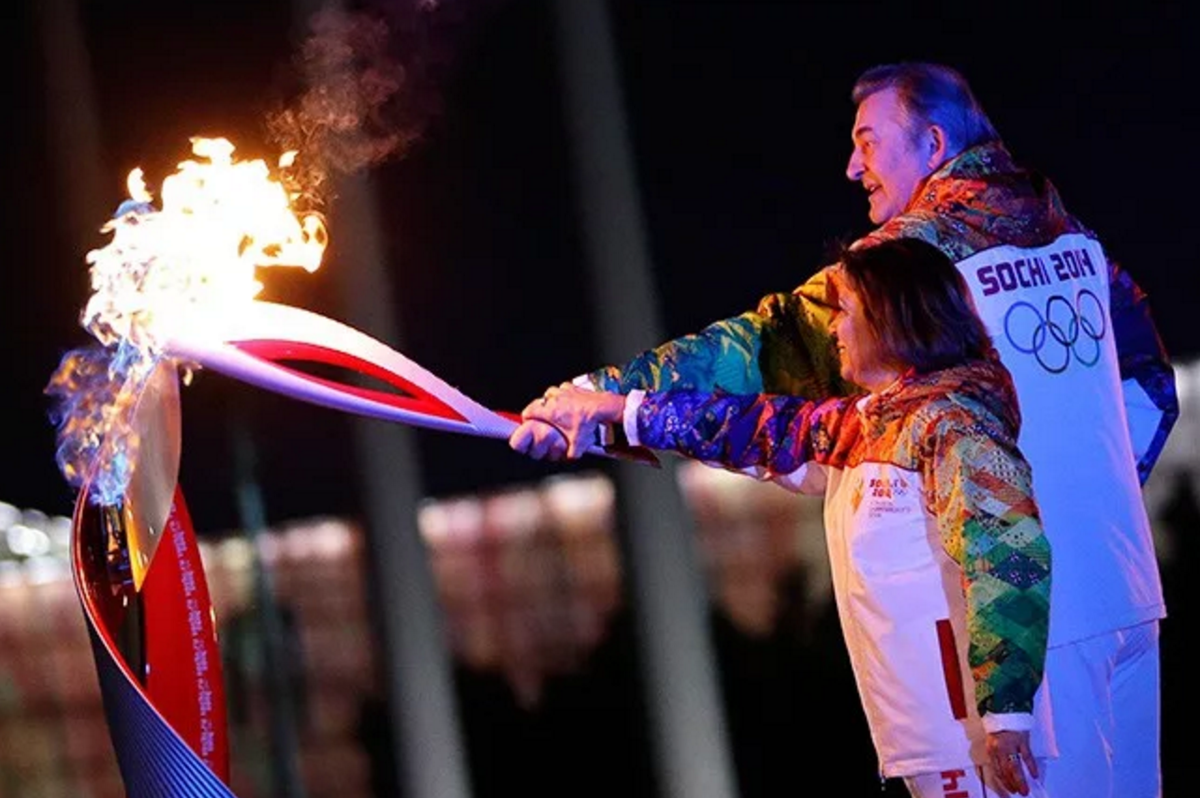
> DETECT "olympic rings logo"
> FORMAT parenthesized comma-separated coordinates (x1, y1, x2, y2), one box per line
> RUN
(1002, 289, 1107, 374)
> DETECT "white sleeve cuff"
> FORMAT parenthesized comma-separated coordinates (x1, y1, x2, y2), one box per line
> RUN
(980, 711, 1035, 734)
(572, 374, 596, 391)
(769, 463, 829, 495)
(623, 390, 646, 447)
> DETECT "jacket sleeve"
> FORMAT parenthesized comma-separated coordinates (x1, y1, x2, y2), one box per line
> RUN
(581, 268, 852, 399)
(1109, 259, 1179, 484)
(630, 390, 858, 484)
(923, 410, 1051, 720)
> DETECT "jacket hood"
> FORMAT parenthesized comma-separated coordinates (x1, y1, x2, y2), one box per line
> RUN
(866, 356, 1021, 439)
(860, 141, 1090, 260)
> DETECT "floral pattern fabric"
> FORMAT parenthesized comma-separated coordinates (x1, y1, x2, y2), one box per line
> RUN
(634, 359, 1051, 718)
(585, 142, 1178, 480)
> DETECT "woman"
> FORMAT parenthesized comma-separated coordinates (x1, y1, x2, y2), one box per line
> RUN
(510, 238, 1054, 798)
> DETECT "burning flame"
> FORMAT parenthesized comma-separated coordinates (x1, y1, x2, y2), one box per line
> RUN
(49, 136, 328, 504)
(83, 136, 327, 352)
(47, 342, 147, 504)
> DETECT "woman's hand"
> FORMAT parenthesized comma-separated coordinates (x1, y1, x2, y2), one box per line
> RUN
(508, 384, 626, 460)
(985, 729, 1038, 797)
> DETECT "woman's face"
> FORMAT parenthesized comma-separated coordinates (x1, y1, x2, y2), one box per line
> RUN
(831, 274, 900, 391)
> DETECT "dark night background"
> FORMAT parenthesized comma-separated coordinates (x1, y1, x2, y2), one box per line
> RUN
(2, 0, 1198, 794)
(4, 0, 1196, 527)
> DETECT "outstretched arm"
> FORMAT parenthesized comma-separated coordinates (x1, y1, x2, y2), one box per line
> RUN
(511, 383, 860, 490)
(625, 389, 856, 478)
(581, 268, 853, 399)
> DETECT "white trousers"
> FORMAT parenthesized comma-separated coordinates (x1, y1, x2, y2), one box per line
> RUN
(905, 620, 1160, 798)
(1040, 620, 1162, 798)
(905, 763, 1048, 798)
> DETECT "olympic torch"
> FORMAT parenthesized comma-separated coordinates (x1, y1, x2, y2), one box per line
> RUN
(52, 134, 655, 797)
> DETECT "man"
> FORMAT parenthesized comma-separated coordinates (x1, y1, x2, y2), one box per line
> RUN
(512, 62, 1178, 796)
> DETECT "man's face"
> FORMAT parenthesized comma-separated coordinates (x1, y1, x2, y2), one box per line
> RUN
(845, 88, 936, 225)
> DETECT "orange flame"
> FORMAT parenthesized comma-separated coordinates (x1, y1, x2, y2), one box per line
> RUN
(82, 136, 327, 353)
(50, 136, 327, 504)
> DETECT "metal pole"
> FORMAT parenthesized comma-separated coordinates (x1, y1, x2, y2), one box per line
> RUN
(232, 420, 307, 798)
(549, 3, 739, 797)
(284, 3, 473, 796)
(329, 168, 473, 798)
(35, 0, 107, 268)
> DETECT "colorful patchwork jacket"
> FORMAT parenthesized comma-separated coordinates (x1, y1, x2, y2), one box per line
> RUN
(624, 358, 1053, 776)
(583, 142, 1174, 647)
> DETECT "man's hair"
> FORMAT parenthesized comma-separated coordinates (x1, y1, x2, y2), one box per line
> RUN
(840, 237, 994, 373)
(851, 62, 1000, 155)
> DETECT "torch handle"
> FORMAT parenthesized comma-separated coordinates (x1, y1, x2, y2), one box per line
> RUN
(165, 302, 659, 467)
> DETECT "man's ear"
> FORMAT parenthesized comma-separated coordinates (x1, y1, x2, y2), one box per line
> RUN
(926, 124, 948, 170)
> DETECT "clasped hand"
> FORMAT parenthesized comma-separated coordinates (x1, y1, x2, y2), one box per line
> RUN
(507, 383, 626, 460)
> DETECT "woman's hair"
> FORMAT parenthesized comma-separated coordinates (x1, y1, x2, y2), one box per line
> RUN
(839, 237, 994, 373)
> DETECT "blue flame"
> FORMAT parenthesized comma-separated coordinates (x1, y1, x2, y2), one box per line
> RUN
(46, 339, 160, 507)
